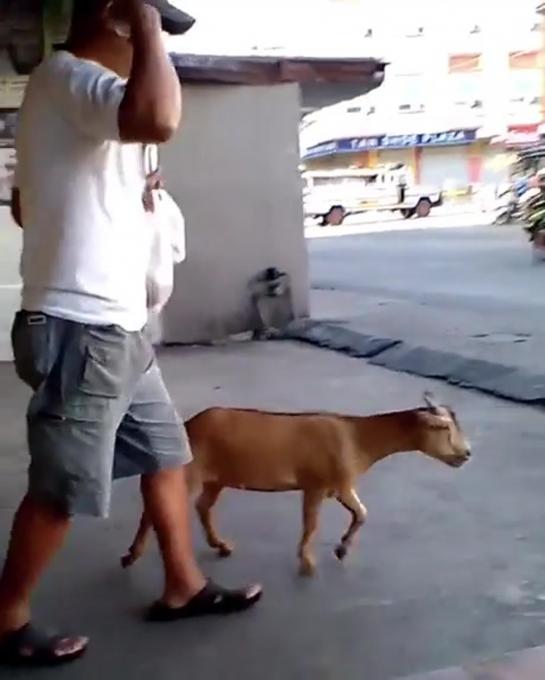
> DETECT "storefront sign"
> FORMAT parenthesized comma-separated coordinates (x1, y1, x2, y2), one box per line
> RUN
(504, 124, 540, 147)
(304, 129, 478, 159)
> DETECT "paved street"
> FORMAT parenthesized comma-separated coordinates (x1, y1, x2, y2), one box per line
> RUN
(2, 341, 545, 680)
(308, 221, 545, 375)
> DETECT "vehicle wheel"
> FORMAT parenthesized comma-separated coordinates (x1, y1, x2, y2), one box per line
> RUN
(323, 205, 346, 226)
(401, 208, 414, 219)
(415, 199, 432, 218)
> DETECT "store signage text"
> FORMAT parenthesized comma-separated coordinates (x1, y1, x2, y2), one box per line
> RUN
(505, 124, 540, 147)
(304, 129, 478, 159)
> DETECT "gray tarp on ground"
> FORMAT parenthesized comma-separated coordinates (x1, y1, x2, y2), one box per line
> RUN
(284, 320, 545, 406)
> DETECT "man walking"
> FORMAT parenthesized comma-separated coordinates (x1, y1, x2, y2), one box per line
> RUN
(0, 0, 261, 666)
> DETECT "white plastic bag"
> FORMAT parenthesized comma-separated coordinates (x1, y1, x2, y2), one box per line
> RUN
(146, 188, 186, 313)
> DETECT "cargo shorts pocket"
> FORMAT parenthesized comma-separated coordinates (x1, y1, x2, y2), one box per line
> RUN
(78, 326, 129, 401)
(11, 312, 51, 391)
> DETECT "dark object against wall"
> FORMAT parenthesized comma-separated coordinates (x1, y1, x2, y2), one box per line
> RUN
(3, 0, 44, 75)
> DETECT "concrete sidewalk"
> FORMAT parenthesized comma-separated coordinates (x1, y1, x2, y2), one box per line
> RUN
(2, 341, 545, 679)
(292, 288, 545, 405)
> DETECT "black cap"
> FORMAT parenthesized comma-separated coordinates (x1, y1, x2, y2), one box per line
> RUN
(146, 0, 196, 35)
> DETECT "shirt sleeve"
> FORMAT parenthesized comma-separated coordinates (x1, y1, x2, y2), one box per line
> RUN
(45, 53, 125, 141)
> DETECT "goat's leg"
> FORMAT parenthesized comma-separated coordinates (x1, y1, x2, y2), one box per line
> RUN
(334, 488, 368, 561)
(298, 489, 325, 577)
(121, 511, 153, 568)
(195, 483, 233, 557)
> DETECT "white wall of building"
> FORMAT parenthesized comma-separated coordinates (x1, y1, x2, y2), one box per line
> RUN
(160, 83, 309, 344)
(300, 0, 543, 154)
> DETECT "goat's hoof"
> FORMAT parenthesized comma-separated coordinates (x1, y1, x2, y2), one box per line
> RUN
(217, 542, 234, 558)
(334, 544, 348, 561)
(299, 560, 316, 577)
(121, 553, 135, 569)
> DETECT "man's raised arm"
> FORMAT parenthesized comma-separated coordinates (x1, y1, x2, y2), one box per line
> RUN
(118, 0, 182, 144)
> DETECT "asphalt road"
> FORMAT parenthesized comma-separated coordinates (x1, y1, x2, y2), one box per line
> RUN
(309, 222, 540, 314)
(307, 222, 545, 374)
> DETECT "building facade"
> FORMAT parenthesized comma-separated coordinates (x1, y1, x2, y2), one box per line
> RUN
(300, 0, 544, 193)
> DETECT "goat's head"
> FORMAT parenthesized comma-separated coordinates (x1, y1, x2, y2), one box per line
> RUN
(415, 393, 471, 468)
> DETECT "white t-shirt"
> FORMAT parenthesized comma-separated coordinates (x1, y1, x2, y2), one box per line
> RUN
(15, 50, 153, 332)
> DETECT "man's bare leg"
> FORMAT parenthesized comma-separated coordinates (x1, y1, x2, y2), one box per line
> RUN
(141, 467, 262, 619)
(140, 469, 206, 606)
(0, 495, 87, 657)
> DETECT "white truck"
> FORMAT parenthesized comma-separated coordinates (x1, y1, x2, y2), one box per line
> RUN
(302, 165, 443, 225)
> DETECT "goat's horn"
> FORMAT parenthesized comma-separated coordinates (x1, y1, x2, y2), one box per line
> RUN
(424, 392, 440, 411)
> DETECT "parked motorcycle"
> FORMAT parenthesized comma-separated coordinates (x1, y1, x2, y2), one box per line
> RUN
(521, 187, 545, 262)
(492, 186, 519, 225)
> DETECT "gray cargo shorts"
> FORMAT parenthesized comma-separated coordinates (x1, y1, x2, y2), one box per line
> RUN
(11, 311, 191, 518)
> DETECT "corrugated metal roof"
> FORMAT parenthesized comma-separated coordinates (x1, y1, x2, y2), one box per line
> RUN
(171, 53, 386, 87)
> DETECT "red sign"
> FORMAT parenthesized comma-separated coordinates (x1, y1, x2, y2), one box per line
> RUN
(505, 124, 540, 147)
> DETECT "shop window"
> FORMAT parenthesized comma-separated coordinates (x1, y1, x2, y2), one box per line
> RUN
(448, 53, 482, 73)
(509, 51, 539, 69)
(398, 102, 425, 113)
(508, 69, 541, 106)
(395, 74, 425, 114)
(405, 26, 424, 38)
(449, 73, 483, 109)
(352, 105, 377, 116)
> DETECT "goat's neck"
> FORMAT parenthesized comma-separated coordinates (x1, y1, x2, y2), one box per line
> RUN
(348, 410, 419, 469)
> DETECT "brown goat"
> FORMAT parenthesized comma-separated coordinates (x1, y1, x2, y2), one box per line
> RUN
(122, 393, 471, 576)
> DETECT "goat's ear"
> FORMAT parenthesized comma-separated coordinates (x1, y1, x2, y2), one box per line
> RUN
(423, 391, 441, 413)
(419, 411, 450, 430)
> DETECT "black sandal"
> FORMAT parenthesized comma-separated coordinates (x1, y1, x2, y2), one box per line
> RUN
(147, 580, 263, 622)
(0, 623, 88, 667)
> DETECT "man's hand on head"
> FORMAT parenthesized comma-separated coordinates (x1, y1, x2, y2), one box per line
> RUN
(117, 0, 182, 144)
(113, 0, 161, 29)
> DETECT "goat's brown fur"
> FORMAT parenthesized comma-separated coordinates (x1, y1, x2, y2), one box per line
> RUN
(122, 397, 470, 575)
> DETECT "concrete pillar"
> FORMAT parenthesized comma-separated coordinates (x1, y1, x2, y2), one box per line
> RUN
(413, 147, 422, 183)
(367, 150, 379, 167)
(160, 83, 309, 345)
(468, 142, 483, 185)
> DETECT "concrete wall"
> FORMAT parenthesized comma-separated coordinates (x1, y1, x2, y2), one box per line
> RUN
(0, 57, 25, 360)
(160, 82, 309, 344)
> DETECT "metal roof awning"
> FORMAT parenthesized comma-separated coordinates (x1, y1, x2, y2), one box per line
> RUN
(517, 144, 545, 160)
(171, 53, 386, 110)
(0, 3, 387, 110)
